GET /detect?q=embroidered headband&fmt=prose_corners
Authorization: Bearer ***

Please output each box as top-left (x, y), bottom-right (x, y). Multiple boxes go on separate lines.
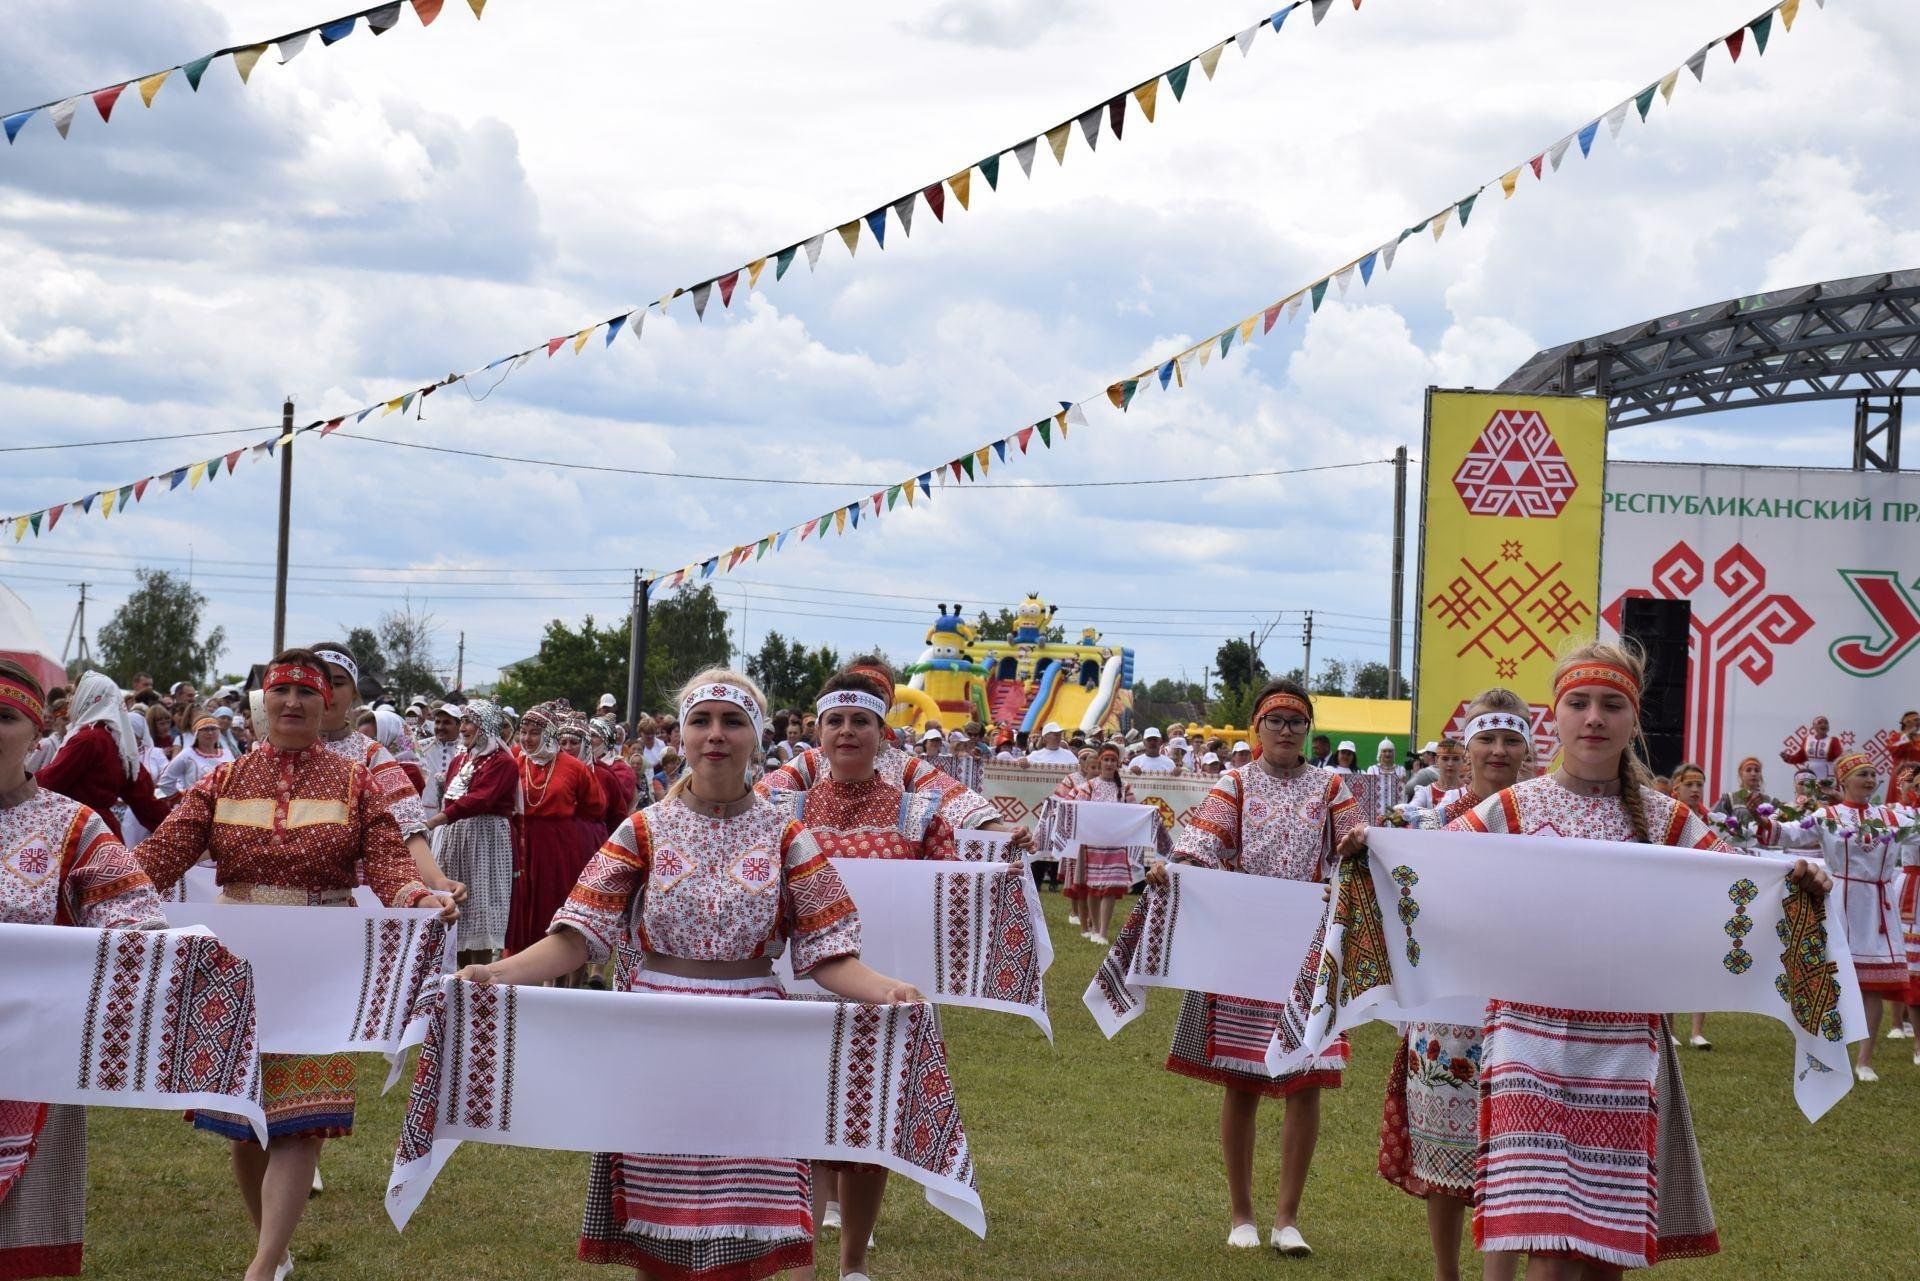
top-left (817, 689), bottom-right (890, 721)
top-left (846, 663), bottom-right (894, 700)
top-left (1253, 690), bottom-right (1312, 725)
top-left (0, 674), bottom-right (46, 732)
top-left (1552, 660), bottom-right (1641, 709)
top-left (1737, 755), bottom-right (1762, 773)
top-left (1463, 711), bottom-right (1530, 743)
top-left (1098, 743), bottom-right (1121, 759)
top-left (680, 681), bottom-right (764, 739)
top-left (312, 649), bottom-right (360, 690)
top-left (265, 661), bottom-right (331, 705)
top-left (1832, 752), bottom-right (1874, 784)
top-left (192, 714), bottom-right (220, 733)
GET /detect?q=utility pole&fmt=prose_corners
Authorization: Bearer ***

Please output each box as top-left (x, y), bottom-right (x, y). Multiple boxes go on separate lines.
top-left (454, 631), bottom-right (465, 692)
top-left (62, 582), bottom-right (92, 665)
top-left (1388, 444), bottom-right (1408, 700)
top-left (271, 397), bottom-right (294, 654)
top-left (626, 571), bottom-right (650, 735)
top-left (1302, 610), bottom-right (1314, 687)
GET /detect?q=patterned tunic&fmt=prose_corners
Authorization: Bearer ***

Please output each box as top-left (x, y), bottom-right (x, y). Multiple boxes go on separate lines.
top-left (415, 736), bottom-right (463, 812)
top-left (1770, 802), bottom-right (1918, 993)
top-left (1062, 776), bottom-right (1141, 898)
top-left (758, 743), bottom-right (1000, 831)
top-left (1449, 776), bottom-right (1729, 1270)
top-left (1167, 763), bottom-right (1361, 1095)
top-left (0, 787), bottom-right (167, 1280)
top-left (550, 796), bottom-right (860, 1281)
top-left (772, 773), bottom-right (956, 862)
top-left (34, 725), bottom-right (171, 842)
top-left (135, 744), bottom-right (430, 1143)
top-left (323, 731), bottom-right (429, 838)
top-left (433, 751), bottom-right (519, 953)
top-left (1379, 790), bottom-right (1484, 1200)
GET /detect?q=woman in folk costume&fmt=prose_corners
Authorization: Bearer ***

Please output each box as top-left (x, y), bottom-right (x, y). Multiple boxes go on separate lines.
top-left (1378, 689), bottom-right (1529, 1281)
top-left (0, 661), bottom-right (171, 1280)
top-left (309, 644), bottom-right (463, 905)
top-left (1070, 743), bottom-right (1142, 947)
top-left (419, 701), bottom-right (521, 967)
top-left (1895, 762), bottom-right (1920, 1052)
top-left (756, 656), bottom-right (1030, 854)
top-left (1763, 751), bottom-right (1918, 1082)
top-left (458, 669), bottom-right (920, 1281)
top-left (1663, 764), bottom-right (1722, 1052)
top-left (370, 707), bottom-right (427, 796)
top-left (1403, 737), bottom-right (1466, 815)
top-left (764, 669), bottom-right (957, 1279)
top-left (416, 704), bottom-right (466, 812)
top-left (1144, 678), bottom-right (1361, 1257)
top-left (133, 650), bottom-right (457, 1281)
top-left (1710, 756), bottom-right (1770, 823)
top-left (505, 702), bottom-right (604, 959)
top-left (590, 718), bottom-right (638, 826)
top-left (1046, 747), bottom-right (1099, 928)
top-left (1779, 714), bottom-right (1844, 783)
top-left (1446, 641), bottom-right (1829, 1277)
top-left (157, 711), bottom-right (232, 797)
top-left (35, 671), bottom-right (171, 843)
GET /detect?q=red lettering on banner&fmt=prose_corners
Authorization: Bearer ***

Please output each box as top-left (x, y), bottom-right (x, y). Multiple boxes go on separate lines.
top-left (1829, 570), bottom-right (1920, 677)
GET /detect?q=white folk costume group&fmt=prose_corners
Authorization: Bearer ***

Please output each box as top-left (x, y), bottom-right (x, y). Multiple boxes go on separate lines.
top-left (0, 638), bottom-right (1902, 1281)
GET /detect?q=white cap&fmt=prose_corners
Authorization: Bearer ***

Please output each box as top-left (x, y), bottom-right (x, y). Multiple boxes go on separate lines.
top-left (1337, 739), bottom-right (1357, 754)
top-left (1142, 726), bottom-right (1163, 740)
top-left (503, 706), bottom-right (517, 719)
top-left (432, 703), bottom-right (462, 719)
top-left (1232, 741), bottom-right (1250, 753)
top-left (921, 726), bottom-right (945, 743)
top-left (1201, 752), bottom-right (1221, 765)
top-left (1168, 735), bottom-right (1189, 749)
top-left (1042, 721), bottom-right (1063, 735)
top-left (598, 693), bottom-right (617, 709)
top-left (1421, 741), bottom-right (1439, 753)
top-left (947, 729), bottom-right (966, 742)
top-left (213, 706), bottom-right (234, 720)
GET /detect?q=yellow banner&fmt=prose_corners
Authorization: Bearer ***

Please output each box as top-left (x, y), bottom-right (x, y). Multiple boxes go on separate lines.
top-left (1414, 390), bottom-right (1606, 763)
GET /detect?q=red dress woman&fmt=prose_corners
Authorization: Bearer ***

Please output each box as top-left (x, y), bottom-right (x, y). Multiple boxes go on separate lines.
top-left (506, 703), bottom-right (604, 955)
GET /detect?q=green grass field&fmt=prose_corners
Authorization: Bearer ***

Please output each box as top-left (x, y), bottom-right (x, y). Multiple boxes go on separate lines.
top-left (87, 892), bottom-right (1918, 1279)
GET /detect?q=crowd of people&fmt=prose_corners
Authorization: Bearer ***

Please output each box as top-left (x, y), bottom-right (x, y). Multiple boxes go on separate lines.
top-left (0, 639), bottom-right (1914, 1281)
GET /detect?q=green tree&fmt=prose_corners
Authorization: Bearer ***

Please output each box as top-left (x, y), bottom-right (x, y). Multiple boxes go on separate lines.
top-left (1311, 658), bottom-right (1349, 697)
top-left (1143, 677), bottom-right (1206, 705)
top-left (1349, 661), bottom-right (1406, 700)
top-left (647, 585), bottom-right (732, 699)
top-left (95, 568), bottom-right (226, 687)
top-left (973, 606), bottom-right (1065, 644)
top-left (343, 627), bottom-right (391, 687)
top-left (747, 631), bottom-right (844, 712)
top-left (1212, 638), bottom-right (1267, 697)
top-left (495, 586), bottom-right (733, 718)
top-left (378, 605), bottom-right (444, 702)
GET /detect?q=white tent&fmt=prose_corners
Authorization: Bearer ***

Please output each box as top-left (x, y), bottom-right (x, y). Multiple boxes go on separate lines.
top-left (0, 581), bottom-right (70, 692)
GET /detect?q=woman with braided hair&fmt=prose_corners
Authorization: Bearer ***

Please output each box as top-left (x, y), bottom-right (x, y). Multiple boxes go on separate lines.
top-left (1446, 641), bottom-right (1830, 1277)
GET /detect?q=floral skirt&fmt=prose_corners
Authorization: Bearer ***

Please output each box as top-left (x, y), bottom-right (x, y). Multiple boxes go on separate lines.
top-left (1378, 1021), bottom-right (1482, 1199)
top-left (577, 970), bottom-right (813, 1281)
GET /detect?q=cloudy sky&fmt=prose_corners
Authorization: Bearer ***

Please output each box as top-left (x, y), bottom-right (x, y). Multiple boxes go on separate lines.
top-left (1, 0), bottom-right (1913, 699)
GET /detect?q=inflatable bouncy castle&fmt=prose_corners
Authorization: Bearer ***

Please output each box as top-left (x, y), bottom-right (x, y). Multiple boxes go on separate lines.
top-left (896, 596), bottom-right (1133, 736)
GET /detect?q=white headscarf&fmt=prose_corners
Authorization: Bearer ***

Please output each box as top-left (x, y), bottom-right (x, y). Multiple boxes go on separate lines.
top-left (67, 671), bottom-right (140, 779)
top-left (372, 708), bottom-right (417, 763)
top-left (445, 700), bottom-right (514, 808)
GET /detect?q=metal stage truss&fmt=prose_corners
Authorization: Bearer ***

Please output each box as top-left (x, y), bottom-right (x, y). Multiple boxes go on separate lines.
top-left (1498, 269), bottom-right (1919, 470)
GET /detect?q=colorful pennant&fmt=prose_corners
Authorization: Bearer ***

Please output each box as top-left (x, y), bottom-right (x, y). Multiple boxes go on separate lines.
top-left (1, 0), bottom-right (483, 147)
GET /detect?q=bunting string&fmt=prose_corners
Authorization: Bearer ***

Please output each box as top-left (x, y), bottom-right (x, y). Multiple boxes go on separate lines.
top-left (1, 0), bottom-right (1370, 541)
top-left (1, 0), bottom-right (1813, 553)
top-left (2, 1), bottom-right (488, 148)
top-left (634, 0), bottom-right (1819, 591)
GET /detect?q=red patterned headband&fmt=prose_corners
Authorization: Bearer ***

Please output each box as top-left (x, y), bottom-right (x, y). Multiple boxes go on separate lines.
top-left (1833, 752), bottom-right (1874, 785)
top-left (1552, 661), bottom-right (1640, 709)
top-left (1253, 690), bottom-right (1311, 725)
top-left (265, 661), bottom-right (331, 706)
top-left (0, 674), bottom-right (46, 732)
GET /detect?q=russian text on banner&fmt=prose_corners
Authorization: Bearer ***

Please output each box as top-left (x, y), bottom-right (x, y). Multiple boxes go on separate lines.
top-left (1413, 390), bottom-right (1607, 767)
top-left (776, 855), bottom-right (1052, 1037)
top-left (387, 980), bottom-right (984, 1235)
top-left (1266, 828), bottom-right (1865, 1121)
top-left (0, 923), bottom-right (267, 1143)
top-left (1083, 864), bottom-right (1326, 1037)
top-left (164, 902), bottom-right (454, 1087)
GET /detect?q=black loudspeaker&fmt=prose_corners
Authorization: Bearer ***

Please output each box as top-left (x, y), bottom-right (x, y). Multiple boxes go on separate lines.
top-left (1619, 597), bottom-right (1692, 778)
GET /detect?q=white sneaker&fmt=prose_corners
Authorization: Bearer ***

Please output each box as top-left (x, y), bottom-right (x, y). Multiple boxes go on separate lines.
top-left (1092, 933), bottom-right (1109, 945)
top-left (1689, 1035), bottom-right (1712, 1051)
top-left (843, 1274), bottom-right (870, 1281)
top-left (309, 1167), bottom-right (323, 1196)
top-left (273, 1253), bottom-right (294, 1281)
top-left (1066, 913), bottom-right (1081, 926)
top-left (1270, 1225), bottom-right (1312, 1257)
top-left (1855, 1064), bottom-right (1879, 1083)
top-left (820, 1201), bottom-right (841, 1230)
top-left (1886, 1025), bottom-right (1910, 1040)
top-left (1226, 1224), bottom-right (1260, 1248)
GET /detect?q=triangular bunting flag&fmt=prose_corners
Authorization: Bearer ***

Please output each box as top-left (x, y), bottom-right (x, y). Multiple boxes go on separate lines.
top-left (1634, 84), bottom-right (1657, 121)
top-left (45, 503), bottom-right (63, 530)
top-left (1456, 192), bottom-right (1478, 226)
top-left (1066, 402), bottom-right (1087, 428)
top-left (468, 0), bottom-right (488, 16)
top-left (691, 281), bottom-right (712, 319)
top-left (1500, 168), bottom-right (1521, 198)
top-left (1548, 136), bottom-right (1573, 170)
top-left (233, 46), bottom-right (267, 83)
top-left (775, 530), bottom-right (790, 551)
top-left (3, 111), bottom-right (34, 144)
top-left (1334, 264), bottom-right (1356, 296)
top-left (755, 538), bottom-right (770, 562)
top-left (1199, 43), bottom-right (1225, 80)
top-left (545, 336), bottom-right (568, 357)
top-left (1198, 341), bottom-right (1214, 368)
top-left (1749, 13), bottom-right (1772, 54)
top-left (413, 0), bottom-right (446, 24)
top-left (1014, 137), bottom-right (1037, 176)
top-left (1235, 24), bottom-right (1258, 55)
top-left (1106, 95), bottom-right (1125, 141)
top-left (1270, 5), bottom-right (1292, 32)
top-left (188, 461), bottom-right (207, 489)
top-left (168, 469), bottom-right (187, 491)
top-left (384, 396), bottom-right (404, 414)
top-left (975, 447), bottom-right (991, 475)
top-left (836, 221), bottom-right (861, 256)
top-left (92, 84), bottom-right (128, 123)
top-left (1107, 379), bottom-right (1140, 411)
top-left (133, 478), bottom-right (149, 501)
top-left (1036, 420), bottom-right (1051, 447)
top-left (718, 270), bottom-right (741, 307)
top-left (1017, 426), bottom-right (1034, 452)
top-left (949, 169), bottom-right (971, 210)
top-left (138, 69), bottom-right (172, 107)
top-left (1133, 79), bottom-right (1159, 123)
top-left (918, 471), bottom-right (933, 494)
top-left (1529, 153), bottom-right (1545, 179)
top-left (78, 494), bottom-right (95, 514)
top-left (223, 451), bottom-right (241, 474)
top-left (902, 479), bottom-right (916, 507)
top-left (834, 508), bottom-right (848, 532)
top-left (1605, 101), bottom-right (1630, 139)
top-left (278, 31), bottom-right (312, 64)
top-left (746, 257), bottom-right (767, 288)
top-left (980, 154), bottom-right (1001, 190)
top-left (27, 512), bottom-right (41, 537)
top-left (1310, 279), bottom-right (1329, 311)
top-left (1687, 46), bottom-right (1710, 81)
top-left (923, 182), bottom-right (946, 222)
top-left (702, 557), bottom-right (718, 577)
top-left (1431, 205), bottom-right (1452, 241)
top-left (847, 504), bottom-right (860, 529)
top-left (319, 17), bottom-right (357, 45)
top-left (871, 492), bottom-right (883, 516)
top-left (49, 97), bottom-right (79, 138)
top-left (886, 485), bottom-right (900, 510)
top-left (369, 4), bottom-right (404, 33)
top-left (1077, 107), bottom-right (1101, 151)
top-left (202, 457), bottom-right (218, 484)
top-left (1358, 251), bottom-right (1378, 285)
top-left (182, 54), bottom-right (215, 91)
top-left (803, 234), bottom-right (826, 270)
top-left (1725, 29), bottom-right (1745, 62)
top-left (321, 416), bottom-right (344, 435)
top-left (892, 195), bottom-right (916, 237)
top-left (1380, 240), bottom-right (1398, 273)
top-left (864, 209), bottom-right (887, 248)
top-left (1045, 123), bottom-right (1070, 164)
top-left (1576, 119), bottom-right (1600, 157)
top-left (1312, 0), bottom-right (1334, 23)
top-left (571, 327), bottom-right (593, 354)
top-left (959, 453), bottom-right (976, 479)
top-left (605, 314), bottom-right (627, 345)
top-left (992, 440), bottom-right (1007, 464)
top-left (1159, 360), bottom-right (1175, 390)
top-left (1168, 62), bottom-right (1191, 102)
top-left (775, 246), bottom-right (798, 280)
top-left (1237, 315), bottom-right (1257, 344)
top-left (1780, 0), bottom-right (1801, 31)
top-left (949, 460), bottom-right (964, 483)
top-left (99, 490), bottom-right (116, 518)
top-left (1659, 69), bottom-right (1680, 103)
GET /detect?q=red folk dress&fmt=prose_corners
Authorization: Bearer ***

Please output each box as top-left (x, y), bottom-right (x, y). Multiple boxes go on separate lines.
top-left (34, 725), bottom-right (171, 842)
top-left (776, 772), bottom-right (957, 863)
top-left (134, 743), bottom-right (431, 1142)
top-left (758, 743), bottom-right (1000, 831)
top-left (1168, 761), bottom-right (1361, 1096)
top-left (550, 794), bottom-right (861, 1281)
top-left (0, 787), bottom-right (167, 1281)
top-left (1448, 776), bottom-right (1728, 1270)
top-left (506, 752), bottom-right (603, 955)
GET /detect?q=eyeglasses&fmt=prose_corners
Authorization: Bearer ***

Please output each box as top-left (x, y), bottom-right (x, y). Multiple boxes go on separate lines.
top-left (1259, 714), bottom-right (1311, 734)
